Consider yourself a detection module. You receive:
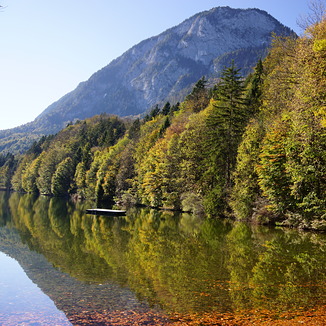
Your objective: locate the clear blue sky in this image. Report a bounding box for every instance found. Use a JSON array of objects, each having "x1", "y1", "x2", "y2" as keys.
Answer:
[{"x1": 0, "y1": 0, "x2": 313, "y2": 130}]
